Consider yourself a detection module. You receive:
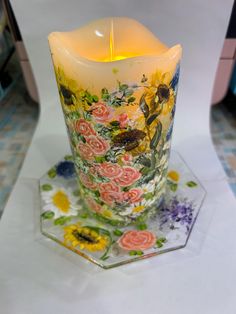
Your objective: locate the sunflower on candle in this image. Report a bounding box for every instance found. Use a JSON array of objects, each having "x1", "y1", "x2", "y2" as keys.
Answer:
[{"x1": 51, "y1": 63, "x2": 180, "y2": 225}]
